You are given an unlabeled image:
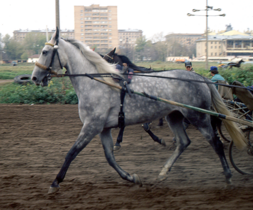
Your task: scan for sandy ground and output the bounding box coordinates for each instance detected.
[0,104,253,209]
[0,80,13,85]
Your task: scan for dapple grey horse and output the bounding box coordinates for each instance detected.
[31,28,246,194]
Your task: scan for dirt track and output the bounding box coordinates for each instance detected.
[0,104,253,209]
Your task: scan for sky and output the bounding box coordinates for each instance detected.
[0,0,252,40]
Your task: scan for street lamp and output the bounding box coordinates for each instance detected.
[187,0,225,70]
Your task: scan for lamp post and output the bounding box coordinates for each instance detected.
[55,0,60,30]
[187,0,225,70]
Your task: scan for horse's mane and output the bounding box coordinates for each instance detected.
[117,54,152,72]
[117,55,138,68]
[65,39,121,85]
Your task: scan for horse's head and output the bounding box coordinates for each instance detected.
[31,27,66,86]
[103,48,123,65]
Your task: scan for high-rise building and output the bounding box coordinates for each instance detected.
[74,4,118,52]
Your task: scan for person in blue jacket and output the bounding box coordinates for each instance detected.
[210,66,225,88]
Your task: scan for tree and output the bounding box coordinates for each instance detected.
[135,36,148,61]
[2,34,23,60]
[23,32,47,56]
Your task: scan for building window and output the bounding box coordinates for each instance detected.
[235,41,242,48]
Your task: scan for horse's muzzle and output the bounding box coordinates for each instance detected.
[32,76,49,87]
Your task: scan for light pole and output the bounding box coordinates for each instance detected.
[187,0,225,70]
[55,0,60,30]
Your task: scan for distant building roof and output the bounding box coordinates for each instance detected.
[196,32,253,42]
[218,30,249,36]
[118,29,142,32]
[14,29,74,33]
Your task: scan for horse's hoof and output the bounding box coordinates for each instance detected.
[133,174,142,187]
[113,145,121,151]
[157,174,167,182]
[226,177,232,185]
[48,186,60,194]
[160,139,166,147]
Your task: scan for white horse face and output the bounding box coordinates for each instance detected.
[31,28,62,86]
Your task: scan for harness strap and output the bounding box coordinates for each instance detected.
[35,61,48,70]
[118,82,127,128]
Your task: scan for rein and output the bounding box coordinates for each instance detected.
[50,72,253,91]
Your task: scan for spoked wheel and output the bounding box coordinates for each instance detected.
[219,100,250,143]
[229,129,253,175]
[217,121,231,142]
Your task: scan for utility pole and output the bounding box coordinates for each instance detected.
[187,2,225,70]
[46,25,49,41]
[55,0,60,30]
[206,0,208,70]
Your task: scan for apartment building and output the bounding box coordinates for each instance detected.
[118,29,142,48]
[13,29,74,42]
[74,4,118,52]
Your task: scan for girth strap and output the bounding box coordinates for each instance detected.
[118,80,132,128]
[118,86,126,128]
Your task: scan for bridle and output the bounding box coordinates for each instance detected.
[103,53,114,63]
[35,41,63,77]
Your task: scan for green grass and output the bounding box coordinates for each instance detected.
[0,63,34,79]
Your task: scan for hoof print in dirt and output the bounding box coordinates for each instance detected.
[14,74,32,85]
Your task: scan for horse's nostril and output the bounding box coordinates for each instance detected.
[32,76,37,81]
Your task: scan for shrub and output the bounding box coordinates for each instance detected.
[0,78,78,104]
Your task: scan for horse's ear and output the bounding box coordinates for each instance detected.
[112,48,116,54]
[55,27,60,44]
[50,27,60,45]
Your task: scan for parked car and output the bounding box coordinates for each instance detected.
[11,61,17,66]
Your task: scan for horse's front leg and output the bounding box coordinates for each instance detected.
[100,128,142,186]
[48,123,101,194]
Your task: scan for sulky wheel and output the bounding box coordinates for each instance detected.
[229,129,253,175]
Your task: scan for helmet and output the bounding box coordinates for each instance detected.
[185,61,192,67]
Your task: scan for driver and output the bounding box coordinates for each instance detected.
[185,61,195,73]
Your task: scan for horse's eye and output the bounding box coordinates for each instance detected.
[42,50,48,55]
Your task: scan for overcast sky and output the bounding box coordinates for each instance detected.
[0,0,252,40]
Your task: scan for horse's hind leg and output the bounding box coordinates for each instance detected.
[100,128,142,186]
[158,111,191,180]
[142,123,166,146]
[197,116,232,184]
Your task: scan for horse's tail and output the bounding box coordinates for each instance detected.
[206,78,247,150]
